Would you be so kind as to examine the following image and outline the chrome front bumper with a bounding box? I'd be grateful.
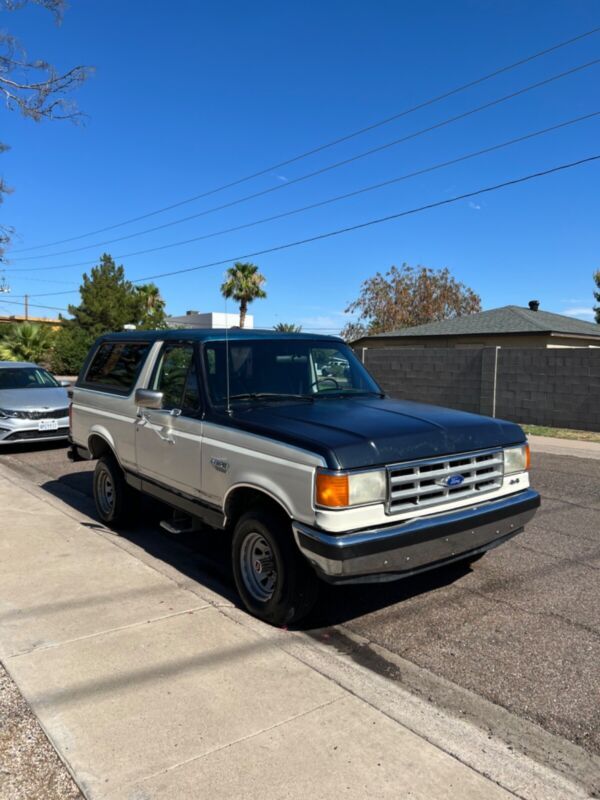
[293,489,540,583]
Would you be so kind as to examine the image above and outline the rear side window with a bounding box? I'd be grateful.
[84,342,150,393]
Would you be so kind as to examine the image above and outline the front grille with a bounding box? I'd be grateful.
[7,408,68,420]
[3,427,68,441]
[386,449,504,514]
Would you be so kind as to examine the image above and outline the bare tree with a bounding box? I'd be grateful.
[341,263,482,341]
[0,0,92,257]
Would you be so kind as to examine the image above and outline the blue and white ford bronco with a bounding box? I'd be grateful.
[69,329,540,625]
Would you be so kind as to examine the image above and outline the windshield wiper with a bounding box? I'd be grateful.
[314,390,385,399]
[228,392,314,403]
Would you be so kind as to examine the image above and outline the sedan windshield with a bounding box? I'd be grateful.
[0,367,60,390]
[203,339,382,406]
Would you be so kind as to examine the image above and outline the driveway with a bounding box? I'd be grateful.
[1,442,598,762]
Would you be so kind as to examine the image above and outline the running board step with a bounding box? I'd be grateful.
[159,517,201,535]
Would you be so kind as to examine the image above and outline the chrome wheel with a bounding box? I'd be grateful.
[240,531,278,602]
[96,469,115,517]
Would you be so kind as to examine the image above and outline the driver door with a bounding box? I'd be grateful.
[135,342,203,497]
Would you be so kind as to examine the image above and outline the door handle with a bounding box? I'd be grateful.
[137,411,174,443]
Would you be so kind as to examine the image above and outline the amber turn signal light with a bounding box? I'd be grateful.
[315,472,349,508]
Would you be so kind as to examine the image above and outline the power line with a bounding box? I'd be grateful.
[9,109,599,281]
[10,25,600,255]
[0,297,69,313]
[7,155,598,310]
[125,155,600,283]
[10,57,600,264]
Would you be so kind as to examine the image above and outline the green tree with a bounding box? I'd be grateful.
[273,322,302,332]
[55,254,168,374]
[341,263,482,340]
[220,262,267,328]
[594,270,600,324]
[0,322,54,364]
[65,254,142,338]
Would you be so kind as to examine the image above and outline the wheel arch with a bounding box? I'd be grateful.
[224,484,292,530]
[87,428,118,461]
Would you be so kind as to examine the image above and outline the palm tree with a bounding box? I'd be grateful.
[0,322,54,364]
[135,283,167,329]
[273,322,302,332]
[220,262,267,328]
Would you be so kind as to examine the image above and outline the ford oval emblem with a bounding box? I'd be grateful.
[445,474,465,487]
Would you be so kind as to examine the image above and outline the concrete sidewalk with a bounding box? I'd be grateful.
[0,462,589,800]
[528,433,600,461]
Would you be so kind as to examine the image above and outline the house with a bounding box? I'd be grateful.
[166,310,254,329]
[352,302,600,350]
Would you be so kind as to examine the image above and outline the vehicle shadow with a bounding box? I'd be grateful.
[300,561,471,630]
[0,440,69,456]
[38,470,472,628]
[39,473,239,605]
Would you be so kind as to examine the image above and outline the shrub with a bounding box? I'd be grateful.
[0,322,55,365]
[49,325,93,376]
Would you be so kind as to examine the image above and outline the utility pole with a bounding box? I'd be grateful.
[24,294,29,320]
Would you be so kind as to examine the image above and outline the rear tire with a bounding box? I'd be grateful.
[232,509,319,627]
[93,454,132,526]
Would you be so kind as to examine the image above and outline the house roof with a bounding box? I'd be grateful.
[167,313,208,328]
[368,306,600,340]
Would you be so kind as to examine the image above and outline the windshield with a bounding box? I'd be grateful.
[0,367,60,390]
[203,339,382,406]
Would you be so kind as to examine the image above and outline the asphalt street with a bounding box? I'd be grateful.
[1,441,598,763]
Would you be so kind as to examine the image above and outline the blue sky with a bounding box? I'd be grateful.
[1,0,599,331]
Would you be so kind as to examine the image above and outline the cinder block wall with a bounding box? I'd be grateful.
[363,347,600,431]
[495,348,600,431]
[363,348,484,413]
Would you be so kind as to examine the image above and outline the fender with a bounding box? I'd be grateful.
[223,480,295,523]
[87,425,119,460]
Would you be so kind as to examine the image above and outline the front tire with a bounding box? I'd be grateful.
[232,509,319,627]
[93,455,132,526]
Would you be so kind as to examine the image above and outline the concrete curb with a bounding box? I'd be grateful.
[528,434,600,461]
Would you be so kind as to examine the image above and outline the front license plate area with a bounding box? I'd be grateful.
[38,419,59,431]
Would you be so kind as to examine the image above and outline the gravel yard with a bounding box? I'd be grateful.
[0,663,82,800]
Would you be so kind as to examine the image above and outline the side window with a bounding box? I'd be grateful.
[85,342,150,392]
[153,344,199,413]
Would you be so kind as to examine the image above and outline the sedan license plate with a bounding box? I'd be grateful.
[38,419,59,432]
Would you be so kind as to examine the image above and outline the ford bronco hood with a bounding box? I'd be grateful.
[230,396,525,469]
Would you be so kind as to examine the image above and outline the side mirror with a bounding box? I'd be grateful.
[59,380,72,387]
[135,388,164,409]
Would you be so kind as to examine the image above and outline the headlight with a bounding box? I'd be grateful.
[504,444,530,475]
[0,409,13,419]
[315,468,387,508]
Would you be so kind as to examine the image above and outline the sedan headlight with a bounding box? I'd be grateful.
[0,408,15,419]
[315,468,387,508]
[504,444,530,475]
